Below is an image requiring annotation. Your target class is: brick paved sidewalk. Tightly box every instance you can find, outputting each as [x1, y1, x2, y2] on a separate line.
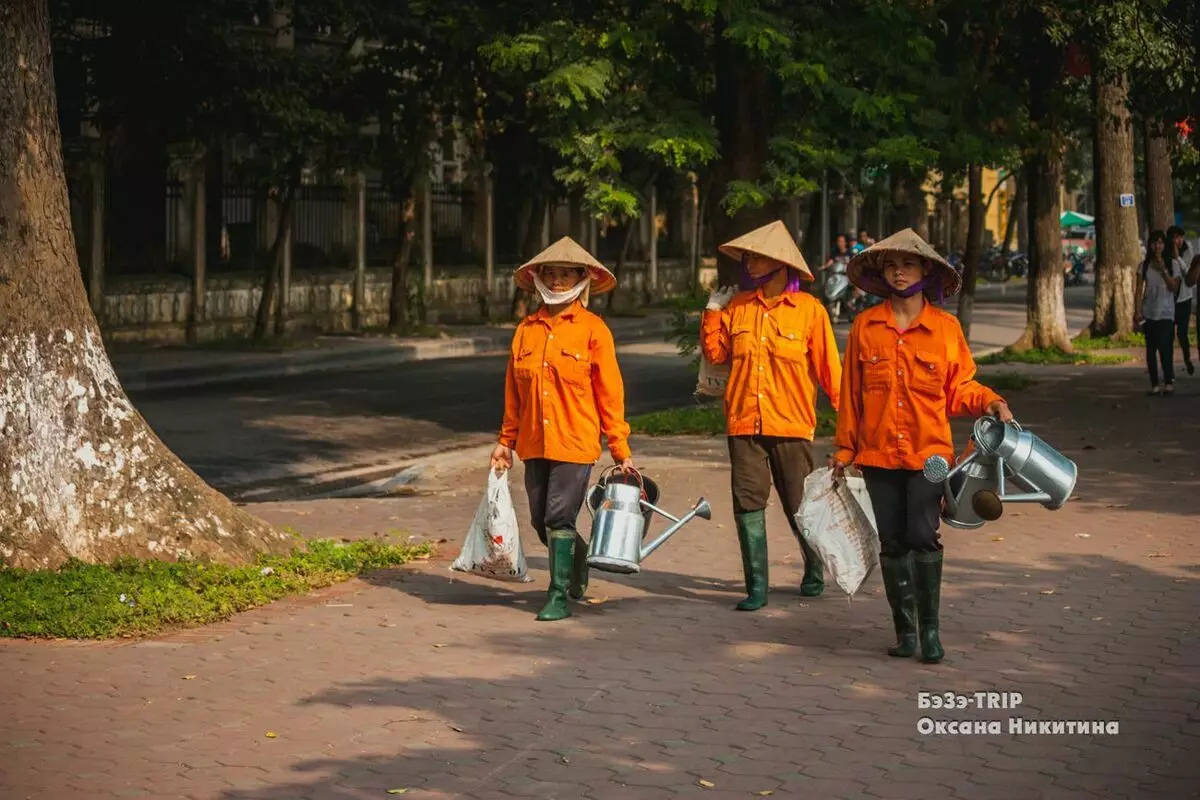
[2, 361, 1198, 800]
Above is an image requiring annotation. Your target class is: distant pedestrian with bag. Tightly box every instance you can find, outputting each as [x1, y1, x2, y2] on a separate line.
[701, 221, 842, 610]
[1134, 230, 1185, 395]
[1167, 226, 1195, 376]
[490, 238, 634, 621]
[830, 229, 1013, 664]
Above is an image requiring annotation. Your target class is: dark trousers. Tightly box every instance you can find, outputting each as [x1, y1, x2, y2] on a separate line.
[523, 459, 593, 546]
[1144, 318, 1176, 387]
[727, 436, 813, 530]
[1176, 300, 1193, 367]
[861, 467, 944, 556]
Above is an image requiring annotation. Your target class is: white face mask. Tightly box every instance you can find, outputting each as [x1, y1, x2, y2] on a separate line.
[534, 272, 589, 306]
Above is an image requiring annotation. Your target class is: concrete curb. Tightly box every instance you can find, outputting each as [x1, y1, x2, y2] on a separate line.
[117, 314, 676, 392]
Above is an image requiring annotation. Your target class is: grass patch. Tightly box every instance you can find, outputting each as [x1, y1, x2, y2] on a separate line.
[0, 537, 432, 640]
[978, 371, 1038, 391]
[630, 404, 837, 437]
[1072, 333, 1145, 350]
[977, 347, 1132, 366]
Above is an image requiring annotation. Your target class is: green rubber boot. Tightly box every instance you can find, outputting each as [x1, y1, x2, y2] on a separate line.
[569, 533, 589, 600]
[536, 532, 575, 621]
[879, 554, 918, 658]
[913, 551, 945, 663]
[798, 537, 825, 597]
[734, 511, 769, 611]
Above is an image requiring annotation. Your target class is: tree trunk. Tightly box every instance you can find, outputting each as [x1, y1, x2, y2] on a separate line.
[0, 0, 286, 569]
[389, 185, 416, 334]
[1143, 118, 1175, 231]
[604, 218, 638, 315]
[1011, 150, 1073, 352]
[904, 172, 930, 239]
[1002, 173, 1023, 252]
[1016, 173, 1029, 253]
[1088, 71, 1139, 338]
[252, 183, 296, 341]
[712, 12, 778, 287]
[511, 192, 549, 320]
[957, 164, 985, 338]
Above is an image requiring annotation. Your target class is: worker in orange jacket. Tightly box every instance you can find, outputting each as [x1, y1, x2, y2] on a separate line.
[830, 229, 1013, 664]
[491, 238, 634, 622]
[701, 221, 842, 610]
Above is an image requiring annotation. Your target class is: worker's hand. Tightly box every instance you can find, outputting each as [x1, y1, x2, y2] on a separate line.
[706, 286, 737, 311]
[617, 457, 636, 475]
[490, 444, 513, 472]
[827, 454, 849, 481]
[986, 399, 1014, 423]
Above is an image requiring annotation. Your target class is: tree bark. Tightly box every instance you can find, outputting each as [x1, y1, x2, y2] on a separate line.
[389, 185, 416, 334]
[711, 12, 778, 287]
[252, 181, 296, 341]
[1001, 173, 1023, 252]
[0, 0, 286, 569]
[1012, 149, 1073, 352]
[1088, 71, 1139, 338]
[1143, 118, 1175, 231]
[603, 218, 638, 315]
[957, 164, 985, 338]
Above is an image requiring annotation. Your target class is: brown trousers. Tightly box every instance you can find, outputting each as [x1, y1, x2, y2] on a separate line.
[727, 436, 814, 524]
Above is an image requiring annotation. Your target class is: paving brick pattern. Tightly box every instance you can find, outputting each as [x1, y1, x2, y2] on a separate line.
[3, 362, 1198, 799]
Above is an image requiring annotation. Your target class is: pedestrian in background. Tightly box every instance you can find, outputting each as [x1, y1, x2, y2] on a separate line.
[830, 229, 1012, 664]
[1134, 230, 1185, 396]
[1167, 226, 1195, 376]
[701, 221, 842, 610]
[491, 238, 634, 621]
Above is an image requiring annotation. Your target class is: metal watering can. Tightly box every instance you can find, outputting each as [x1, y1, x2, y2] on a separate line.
[922, 416, 1078, 530]
[584, 466, 711, 574]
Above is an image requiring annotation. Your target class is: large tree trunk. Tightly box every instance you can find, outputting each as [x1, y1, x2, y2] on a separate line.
[1088, 71, 1139, 338]
[1016, 172, 1029, 253]
[957, 164, 985, 338]
[0, 0, 286, 569]
[1012, 149, 1073, 352]
[711, 12, 778, 287]
[1143, 118, 1175, 231]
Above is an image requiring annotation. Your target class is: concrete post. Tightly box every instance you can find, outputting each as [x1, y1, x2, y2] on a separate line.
[648, 184, 658, 290]
[88, 156, 105, 319]
[484, 164, 495, 292]
[353, 172, 367, 331]
[422, 178, 434, 287]
[185, 152, 206, 344]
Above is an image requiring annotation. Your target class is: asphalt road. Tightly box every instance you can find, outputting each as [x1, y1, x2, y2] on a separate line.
[129, 283, 1097, 500]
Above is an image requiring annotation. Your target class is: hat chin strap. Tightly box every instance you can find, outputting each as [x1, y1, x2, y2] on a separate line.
[534, 273, 590, 306]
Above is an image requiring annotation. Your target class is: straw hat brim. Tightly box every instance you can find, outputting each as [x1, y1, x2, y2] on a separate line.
[718, 221, 814, 281]
[513, 236, 616, 295]
[846, 228, 962, 299]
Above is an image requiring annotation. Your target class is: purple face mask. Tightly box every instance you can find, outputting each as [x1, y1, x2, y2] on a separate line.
[740, 257, 803, 293]
[889, 275, 945, 303]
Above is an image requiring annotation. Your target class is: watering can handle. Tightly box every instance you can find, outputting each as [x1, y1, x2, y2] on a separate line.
[601, 463, 648, 500]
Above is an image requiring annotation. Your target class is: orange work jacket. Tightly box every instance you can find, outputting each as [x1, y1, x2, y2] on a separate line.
[833, 301, 1002, 471]
[499, 302, 631, 465]
[700, 289, 841, 439]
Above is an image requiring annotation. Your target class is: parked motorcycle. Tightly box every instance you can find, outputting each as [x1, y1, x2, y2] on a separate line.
[822, 256, 853, 323]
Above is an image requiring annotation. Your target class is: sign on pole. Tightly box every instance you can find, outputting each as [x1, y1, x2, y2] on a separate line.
[1119, 193, 1135, 208]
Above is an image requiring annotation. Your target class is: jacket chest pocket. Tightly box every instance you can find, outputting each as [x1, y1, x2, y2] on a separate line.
[861, 351, 893, 392]
[554, 348, 592, 388]
[911, 350, 946, 396]
[769, 328, 808, 363]
[513, 345, 540, 381]
[731, 323, 755, 356]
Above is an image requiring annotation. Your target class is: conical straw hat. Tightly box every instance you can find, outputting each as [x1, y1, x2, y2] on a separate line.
[513, 237, 616, 295]
[846, 228, 962, 300]
[718, 221, 813, 281]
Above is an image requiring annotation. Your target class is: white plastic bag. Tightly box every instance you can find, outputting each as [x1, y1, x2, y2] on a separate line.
[452, 469, 532, 582]
[695, 356, 729, 399]
[794, 467, 880, 598]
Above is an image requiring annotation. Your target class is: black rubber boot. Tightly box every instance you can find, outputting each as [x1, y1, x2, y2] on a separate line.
[879, 554, 918, 657]
[913, 551, 945, 663]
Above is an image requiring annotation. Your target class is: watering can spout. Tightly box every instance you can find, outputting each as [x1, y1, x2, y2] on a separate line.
[639, 498, 711, 561]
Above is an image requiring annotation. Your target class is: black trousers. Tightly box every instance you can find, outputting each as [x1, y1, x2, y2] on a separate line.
[861, 467, 944, 557]
[523, 459, 593, 546]
[1176, 300, 1193, 367]
[1144, 318, 1176, 387]
[727, 436, 813, 531]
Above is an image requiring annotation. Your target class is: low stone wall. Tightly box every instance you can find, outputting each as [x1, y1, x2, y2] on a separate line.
[100, 260, 717, 344]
